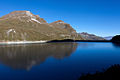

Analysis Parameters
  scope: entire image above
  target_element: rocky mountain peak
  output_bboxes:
[55,20,64,22]
[51,20,65,24]
[50,20,77,34]
[2,11,34,18]
[1,11,47,24]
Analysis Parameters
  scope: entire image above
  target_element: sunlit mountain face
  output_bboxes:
[0,11,83,41]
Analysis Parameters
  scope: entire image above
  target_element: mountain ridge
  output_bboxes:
[104,36,113,40]
[79,32,105,40]
[0,11,83,41]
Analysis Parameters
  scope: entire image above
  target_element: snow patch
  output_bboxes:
[26,11,33,17]
[7,29,16,36]
[7,29,13,33]
[31,18,41,24]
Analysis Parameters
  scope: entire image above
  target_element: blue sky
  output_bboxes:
[0,0,120,37]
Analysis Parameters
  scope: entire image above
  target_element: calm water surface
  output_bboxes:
[0,42,120,80]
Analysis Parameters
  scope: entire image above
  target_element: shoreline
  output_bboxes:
[47,39,111,43]
[0,39,112,45]
[0,41,47,44]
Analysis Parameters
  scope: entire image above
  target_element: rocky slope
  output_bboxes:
[0,11,83,41]
[79,32,105,40]
[104,36,113,40]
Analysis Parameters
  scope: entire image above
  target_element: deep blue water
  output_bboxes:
[0,42,120,80]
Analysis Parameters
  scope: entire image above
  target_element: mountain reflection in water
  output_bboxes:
[0,42,78,70]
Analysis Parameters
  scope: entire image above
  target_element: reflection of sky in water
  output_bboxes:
[78,42,116,49]
[0,42,120,80]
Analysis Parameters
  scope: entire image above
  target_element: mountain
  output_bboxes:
[50,20,76,34]
[79,32,105,40]
[104,36,113,40]
[0,11,83,41]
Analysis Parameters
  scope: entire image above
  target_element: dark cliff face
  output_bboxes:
[111,35,120,42]
[79,32,105,40]
[0,11,83,41]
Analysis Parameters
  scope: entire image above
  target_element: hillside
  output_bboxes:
[111,35,120,43]
[0,11,83,41]
[104,36,113,40]
[79,32,105,40]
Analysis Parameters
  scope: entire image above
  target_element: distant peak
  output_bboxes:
[80,32,96,36]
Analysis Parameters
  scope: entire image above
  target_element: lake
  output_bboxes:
[0,42,120,80]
